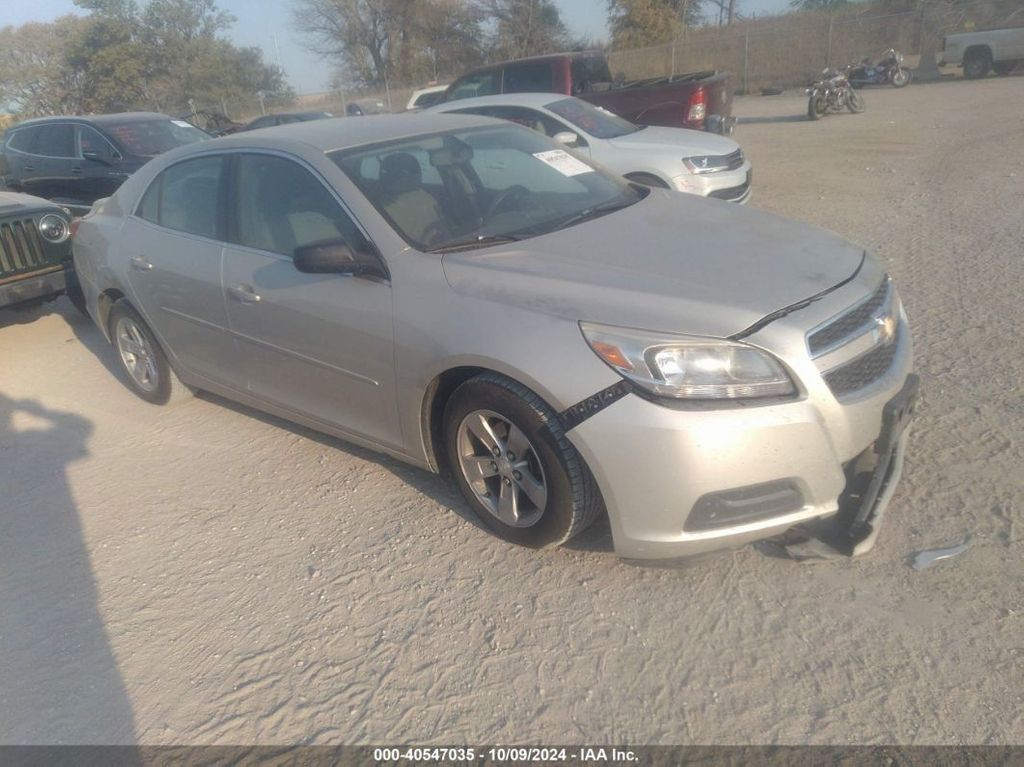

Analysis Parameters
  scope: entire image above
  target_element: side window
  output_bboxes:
[78,126,119,160]
[34,124,76,157]
[6,128,39,153]
[158,156,224,238]
[449,71,500,100]
[503,62,554,93]
[136,178,161,224]
[234,154,369,258]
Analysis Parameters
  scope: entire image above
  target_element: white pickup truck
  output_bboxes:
[941,27,1024,78]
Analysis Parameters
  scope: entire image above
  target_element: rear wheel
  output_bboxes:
[443,373,602,548]
[108,301,192,405]
[963,48,992,79]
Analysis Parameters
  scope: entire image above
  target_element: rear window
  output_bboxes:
[503,62,554,93]
[5,128,38,153]
[104,119,208,156]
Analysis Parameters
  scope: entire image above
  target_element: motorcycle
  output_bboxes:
[847,48,912,88]
[806,67,866,120]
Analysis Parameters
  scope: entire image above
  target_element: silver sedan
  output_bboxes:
[73,113,915,562]
[428,93,752,202]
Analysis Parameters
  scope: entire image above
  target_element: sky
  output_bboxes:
[2,0,793,94]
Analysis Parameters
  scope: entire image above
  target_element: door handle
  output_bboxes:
[23,165,35,172]
[130,256,153,271]
[227,284,261,303]
[71,167,83,174]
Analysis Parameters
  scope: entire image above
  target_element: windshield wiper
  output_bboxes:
[426,233,526,253]
[548,197,639,233]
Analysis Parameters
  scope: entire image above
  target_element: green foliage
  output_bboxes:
[608,0,704,48]
[3,0,292,118]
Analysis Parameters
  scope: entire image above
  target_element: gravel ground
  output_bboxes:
[1,77,1022,746]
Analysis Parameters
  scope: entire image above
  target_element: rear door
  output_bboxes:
[221,152,400,448]
[120,154,244,389]
[21,124,76,200]
[2,127,41,189]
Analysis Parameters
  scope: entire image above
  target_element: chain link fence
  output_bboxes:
[211,0,1021,123]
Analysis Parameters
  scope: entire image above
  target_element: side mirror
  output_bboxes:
[82,149,114,165]
[553,131,579,146]
[293,239,386,279]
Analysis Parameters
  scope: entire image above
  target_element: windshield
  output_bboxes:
[331,124,643,252]
[104,119,209,156]
[545,98,640,139]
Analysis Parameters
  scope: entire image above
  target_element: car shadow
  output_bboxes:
[0,392,137,744]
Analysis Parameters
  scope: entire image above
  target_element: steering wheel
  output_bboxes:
[485,185,532,219]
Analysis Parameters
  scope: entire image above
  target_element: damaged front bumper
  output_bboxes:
[772,373,920,561]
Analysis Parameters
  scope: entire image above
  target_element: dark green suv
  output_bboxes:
[0,190,75,310]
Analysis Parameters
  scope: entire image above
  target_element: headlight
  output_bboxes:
[38,213,70,243]
[683,154,736,174]
[580,322,795,400]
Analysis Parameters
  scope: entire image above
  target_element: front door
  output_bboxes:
[121,154,243,389]
[221,152,401,449]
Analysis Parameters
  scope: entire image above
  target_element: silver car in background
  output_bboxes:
[73,113,916,562]
[428,93,752,202]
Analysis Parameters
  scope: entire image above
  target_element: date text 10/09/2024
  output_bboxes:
[372,747,640,762]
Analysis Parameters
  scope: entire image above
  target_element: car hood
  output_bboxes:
[442,191,864,338]
[0,190,60,214]
[606,126,740,156]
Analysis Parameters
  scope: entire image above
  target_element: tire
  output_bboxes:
[443,373,602,548]
[963,48,992,79]
[807,94,825,120]
[846,88,866,113]
[64,277,91,319]
[624,172,670,189]
[891,68,911,87]
[108,301,192,405]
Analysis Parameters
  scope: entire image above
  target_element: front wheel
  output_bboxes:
[443,373,602,548]
[963,49,992,79]
[891,68,911,87]
[108,301,192,405]
[807,93,826,120]
[846,88,866,113]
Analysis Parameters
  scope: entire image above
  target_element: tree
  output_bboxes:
[475,0,570,59]
[0,17,93,116]
[789,0,847,9]
[608,0,701,48]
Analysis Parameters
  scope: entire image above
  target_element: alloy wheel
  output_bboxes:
[115,317,159,393]
[456,409,548,527]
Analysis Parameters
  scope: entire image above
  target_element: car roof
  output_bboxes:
[429,93,570,111]
[11,112,175,129]
[216,112,501,153]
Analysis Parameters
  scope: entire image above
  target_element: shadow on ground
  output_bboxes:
[0,391,137,744]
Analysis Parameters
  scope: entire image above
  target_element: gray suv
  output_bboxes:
[73,114,917,562]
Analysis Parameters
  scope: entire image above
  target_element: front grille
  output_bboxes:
[709,170,751,201]
[824,326,901,397]
[724,148,744,170]
[0,219,47,279]
[809,277,890,356]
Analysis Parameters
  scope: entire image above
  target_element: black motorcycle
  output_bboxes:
[807,67,866,120]
[847,49,912,88]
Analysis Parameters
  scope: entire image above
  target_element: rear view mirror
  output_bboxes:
[553,131,579,146]
[294,239,386,279]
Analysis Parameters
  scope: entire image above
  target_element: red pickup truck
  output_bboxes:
[444,51,735,134]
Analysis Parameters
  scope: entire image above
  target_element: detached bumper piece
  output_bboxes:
[774,374,920,561]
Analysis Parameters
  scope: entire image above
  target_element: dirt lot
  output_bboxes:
[2,78,1022,746]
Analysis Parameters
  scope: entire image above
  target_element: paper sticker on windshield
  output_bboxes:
[171,120,194,128]
[532,150,593,177]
